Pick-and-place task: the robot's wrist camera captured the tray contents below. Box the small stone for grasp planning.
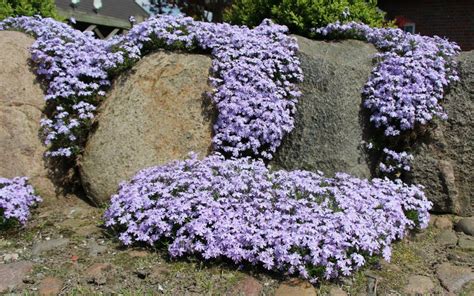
[0,261,34,293]
[436,230,458,247]
[447,249,474,264]
[32,238,70,256]
[455,218,474,236]
[231,276,263,296]
[38,277,63,296]
[404,275,435,295]
[328,286,348,296]
[85,263,111,285]
[2,253,19,263]
[275,279,316,296]
[458,235,474,251]
[436,262,474,293]
[434,216,453,230]
[134,269,150,279]
[87,240,107,257]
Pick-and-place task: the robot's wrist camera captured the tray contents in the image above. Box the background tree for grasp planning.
[0,0,60,20]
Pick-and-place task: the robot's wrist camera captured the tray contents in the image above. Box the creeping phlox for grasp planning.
[0,177,42,225]
[0,15,302,159]
[0,16,125,157]
[105,154,431,282]
[316,22,460,172]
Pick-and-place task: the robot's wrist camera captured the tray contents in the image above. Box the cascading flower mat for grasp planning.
[0,177,42,226]
[105,154,431,282]
[0,15,302,159]
[316,22,460,174]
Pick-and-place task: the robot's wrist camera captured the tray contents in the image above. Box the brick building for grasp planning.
[378,0,474,51]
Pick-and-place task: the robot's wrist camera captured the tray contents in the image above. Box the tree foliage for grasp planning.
[0,0,60,20]
[223,0,390,36]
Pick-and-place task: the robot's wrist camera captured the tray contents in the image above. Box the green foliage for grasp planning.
[224,0,390,36]
[0,0,61,20]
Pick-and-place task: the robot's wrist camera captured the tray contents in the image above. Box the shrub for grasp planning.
[0,177,41,227]
[0,0,60,20]
[224,0,388,36]
[105,153,431,282]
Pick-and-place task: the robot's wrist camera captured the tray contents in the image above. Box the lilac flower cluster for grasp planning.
[0,15,302,160]
[0,177,42,225]
[379,148,413,174]
[317,22,460,136]
[316,22,460,174]
[0,16,125,157]
[120,16,303,159]
[105,153,431,282]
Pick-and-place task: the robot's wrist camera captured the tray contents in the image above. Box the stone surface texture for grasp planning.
[408,51,474,216]
[274,279,317,296]
[0,261,33,293]
[271,36,377,178]
[456,218,474,236]
[436,262,474,293]
[0,31,56,201]
[80,51,214,204]
[403,275,435,295]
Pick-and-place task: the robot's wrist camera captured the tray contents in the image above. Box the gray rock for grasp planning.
[80,52,214,205]
[0,261,33,293]
[32,238,69,255]
[458,235,474,251]
[436,262,474,293]
[436,230,458,247]
[404,275,435,295]
[0,31,57,202]
[87,239,107,257]
[456,218,474,236]
[447,249,474,265]
[271,37,377,178]
[408,51,474,216]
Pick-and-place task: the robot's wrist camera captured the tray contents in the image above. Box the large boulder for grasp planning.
[408,51,474,216]
[0,31,57,201]
[271,36,377,178]
[80,51,214,205]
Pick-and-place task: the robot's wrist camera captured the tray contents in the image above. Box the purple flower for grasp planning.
[104,153,431,282]
[0,177,42,225]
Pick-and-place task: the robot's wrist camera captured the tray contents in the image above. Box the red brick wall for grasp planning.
[378,0,474,51]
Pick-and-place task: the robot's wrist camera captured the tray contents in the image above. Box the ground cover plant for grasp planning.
[105,153,431,282]
[0,15,302,160]
[316,22,460,175]
[0,14,459,284]
[0,177,41,227]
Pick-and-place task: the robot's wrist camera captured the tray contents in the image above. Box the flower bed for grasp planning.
[105,154,431,282]
[0,177,41,226]
[0,15,302,160]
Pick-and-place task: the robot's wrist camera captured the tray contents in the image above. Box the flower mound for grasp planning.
[317,22,460,137]
[0,15,302,160]
[105,154,431,282]
[0,177,42,225]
